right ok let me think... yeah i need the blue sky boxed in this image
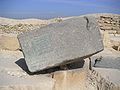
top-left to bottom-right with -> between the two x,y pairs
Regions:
0,0 -> 120,19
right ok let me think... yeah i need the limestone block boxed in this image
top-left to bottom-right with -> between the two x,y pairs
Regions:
53,69 -> 88,90
0,35 -> 20,51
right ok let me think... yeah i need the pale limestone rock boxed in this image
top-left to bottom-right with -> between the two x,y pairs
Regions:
0,35 -> 20,51
53,69 -> 88,90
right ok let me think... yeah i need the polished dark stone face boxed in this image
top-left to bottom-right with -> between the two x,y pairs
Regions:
18,15 -> 103,72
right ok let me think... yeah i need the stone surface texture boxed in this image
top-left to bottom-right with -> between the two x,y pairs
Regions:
95,14 -> 120,34
88,68 -> 120,90
95,14 -> 120,49
18,15 -> 103,72
53,68 -> 88,90
0,34 -> 20,50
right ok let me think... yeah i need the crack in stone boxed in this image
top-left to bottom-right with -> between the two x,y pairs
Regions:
84,16 -> 90,30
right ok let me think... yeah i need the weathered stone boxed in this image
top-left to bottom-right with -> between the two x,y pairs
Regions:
89,68 -> 120,90
110,35 -> 120,51
103,31 -> 112,48
94,56 -> 120,70
53,68 -> 88,90
18,16 -> 103,72
0,35 -> 20,51
97,14 -> 120,34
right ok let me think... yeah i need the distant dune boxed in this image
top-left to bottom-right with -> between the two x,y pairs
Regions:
0,17 -> 50,25
0,16 -> 64,34
1,13 -> 119,25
